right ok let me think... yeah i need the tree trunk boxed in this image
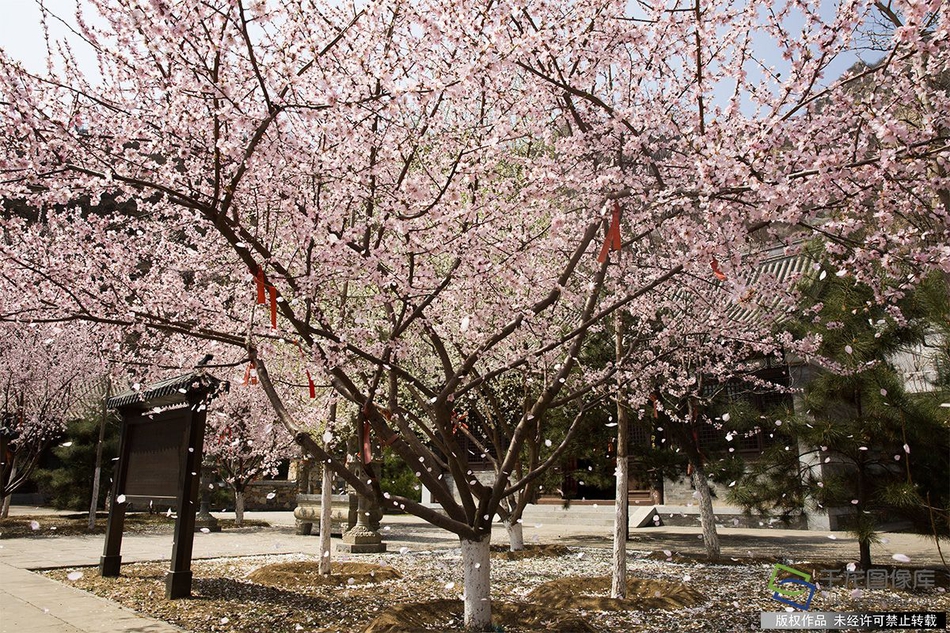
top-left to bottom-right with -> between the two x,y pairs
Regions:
859,537 -> 872,570
89,376 -> 110,530
234,488 -> 246,528
611,313 -> 629,599
691,463 -> 721,560
319,403 -> 336,575
0,494 -> 9,518
460,535 -> 491,631
611,445 -> 629,598
319,468 -> 333,574
504,519 -> 524,551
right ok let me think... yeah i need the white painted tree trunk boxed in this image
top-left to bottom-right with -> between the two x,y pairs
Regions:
611,315 -> 629,599
460,536 -> 491,631
504,519 -> 524,551
691,465 -> 721,560
234,489 -> 246,528
611,452 -> 629,598
319,460 -> 333,575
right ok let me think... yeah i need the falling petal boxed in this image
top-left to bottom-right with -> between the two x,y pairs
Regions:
66,571 -> 83,581
445,582 -> 455,590
880,389 -> 887,396
683,574 -> 692,582
266,492 -> 277,500
721,413 -> 731,422
846,563 -> 856,572
116,494 -> 126,504
323,431 -> 333,444
819,270 -> 827,280
851,499 -> 859,504
544,439 -> 552,447
399,547 -> 409,555
220,618 -> 229,625
858,446 -> 868,451
30,521 -> 40,531
892,553 -> 911,563
828,535 -> 837,540
347,578 -> 356,585
200,528 -> 210,534
663,550 -> 672,557
903,444 -> 910,454
60,441 -> 73,447
845,345 -> 853,354
851,589 -> 863,599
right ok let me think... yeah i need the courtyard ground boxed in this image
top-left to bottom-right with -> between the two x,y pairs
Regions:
1,507 -> 946,632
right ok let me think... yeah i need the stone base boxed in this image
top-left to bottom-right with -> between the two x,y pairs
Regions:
336,542 -> 387,554
194,518 -> 221,533
338,523 -> 386,553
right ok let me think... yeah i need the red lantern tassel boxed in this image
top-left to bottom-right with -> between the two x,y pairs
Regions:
268,285 -> 278,329
306,370 -> 316,398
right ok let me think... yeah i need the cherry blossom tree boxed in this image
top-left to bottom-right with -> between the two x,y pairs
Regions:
2,0 -> 949,628
0,322 -> 100,517
205,372 -> 295,527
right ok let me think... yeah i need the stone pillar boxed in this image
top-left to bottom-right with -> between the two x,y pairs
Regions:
194,464 -> 221,533
338,492 -> 386,553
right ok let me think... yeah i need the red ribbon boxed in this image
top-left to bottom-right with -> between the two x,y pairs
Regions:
268,285 -> 278,329
306,369 -> 316,398
597,201 -> 623,263
710,257 -> 727,281
256,268 -> 266,304
361,418 -> 373,464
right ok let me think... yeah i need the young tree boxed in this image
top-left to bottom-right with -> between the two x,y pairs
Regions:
205,374 -> 295,527
3,1 -> 950,628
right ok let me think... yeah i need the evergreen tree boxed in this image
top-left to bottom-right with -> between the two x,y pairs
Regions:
33,409 -> 119,512
733,269 -> 950,569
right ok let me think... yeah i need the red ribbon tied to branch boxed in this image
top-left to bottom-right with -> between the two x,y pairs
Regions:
268,285 -> 278,329
255,267 -> 267,304
361,417 -> 373,464
710,257 -> 727,281
597,201 -> 623,263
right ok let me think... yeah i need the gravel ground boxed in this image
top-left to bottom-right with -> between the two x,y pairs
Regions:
44,546 -> 950,632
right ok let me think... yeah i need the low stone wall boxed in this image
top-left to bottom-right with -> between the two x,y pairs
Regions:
244,480 -> 297,511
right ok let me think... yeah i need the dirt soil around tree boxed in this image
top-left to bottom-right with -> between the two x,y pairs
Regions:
41,540 -> 950,633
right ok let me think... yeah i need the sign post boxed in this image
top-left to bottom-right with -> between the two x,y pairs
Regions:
99,371 -> 225,599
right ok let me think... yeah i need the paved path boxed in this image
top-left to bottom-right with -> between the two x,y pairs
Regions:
1,506 -> 944,632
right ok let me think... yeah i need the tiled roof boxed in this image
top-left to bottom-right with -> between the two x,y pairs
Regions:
108,371 -> 226,410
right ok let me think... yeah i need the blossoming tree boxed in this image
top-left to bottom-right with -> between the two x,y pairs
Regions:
1,0 -> 948,628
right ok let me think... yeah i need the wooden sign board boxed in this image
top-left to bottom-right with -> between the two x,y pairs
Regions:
99,372 -> 225,599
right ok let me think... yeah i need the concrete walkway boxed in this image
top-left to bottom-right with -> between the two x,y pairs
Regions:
1,506 -> 944,632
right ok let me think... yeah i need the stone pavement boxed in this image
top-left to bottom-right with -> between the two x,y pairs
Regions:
1,506 -> 944,632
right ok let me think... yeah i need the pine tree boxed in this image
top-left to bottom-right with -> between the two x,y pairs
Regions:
734,269 -> 950,568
